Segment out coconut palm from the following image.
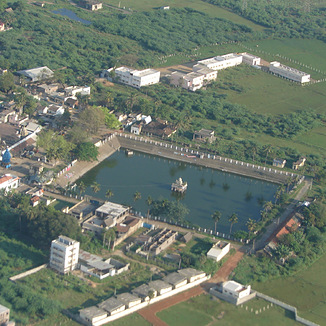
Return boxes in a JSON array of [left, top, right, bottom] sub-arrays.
[[211, 210, 221, 234], [246, 218, 257, 236], [146, 195, 153, 220], [78, 181, 86, 194], [91, 181, 100, 194], [228, 213, 238, 234], [263, 201, 273, 212], [105, 189, 114, 200], [133, 191, 141, 202]]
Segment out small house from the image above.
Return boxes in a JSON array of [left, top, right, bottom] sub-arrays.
[[207, 241, 230, 262], [130, 122, 143, 135], [79, 306, 107, 325], [181, 232, 193, 243], [132, 284, 157, 302], [273, 158, 286, 168], [292, 157, 306, 170], [116, 293, 141, 308], [178, 268, 206, 283], [98, 297, 125, 316], [193, 129, 216, 143], [222, 280, 251, 299], [0, 21, 5, 32], [148, 280, 172, 295], [163, 272, 187, 289], [0, 304, 10, 324]]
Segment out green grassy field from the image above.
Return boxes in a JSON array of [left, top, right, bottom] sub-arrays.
[[104, 0, 265, 31], [157, 294, 300, 325], [214, 65, 326, 115], [244, 39, 326, 73], [254, 253, 326, 325], [107, 313, 151, 326]]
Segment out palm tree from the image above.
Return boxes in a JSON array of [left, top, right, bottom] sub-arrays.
[[91, 182, 100, 194], [260, 210, 268, 221], [146, 195, 153, 221], [78, 181, 86, 195], [133, 191, 141, 202], [263, 201, 273, 212], [228, 213, 238, 234], [246, 218, 257, 236], [105, 189, 114, 200], [211, 210, 221, 234]]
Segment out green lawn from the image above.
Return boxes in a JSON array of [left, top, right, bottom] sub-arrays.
[[157, 294, 300, 325], [104, 0, 265, 31], [254, 253, 326, 325], [106, 313, 151, 326], [51, 199, 75, 211], [214, 65, 326, 115], [244, 39, 326, 74]]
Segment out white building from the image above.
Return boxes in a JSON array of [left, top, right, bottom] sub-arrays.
[[115, 67, 160, 88], [50, 235, 80, 274], [269, 61, 310, 83], [207, 241, 230, 262], [64, 86, 91, 98], [95, 201, 130, 227], [222, 280, 251, 299], [198, 53, 243, 71], [0, 174, 20, 194], [241, 53, 261, 66], [170, 71, 205, 92], [16, 66, 54, 82], [178, 268, 206, 283]]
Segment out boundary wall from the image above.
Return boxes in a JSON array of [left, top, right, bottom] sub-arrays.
[[256, 292, 319, 326], [77, 275, 210, 326], [9, 264, 48, 282]]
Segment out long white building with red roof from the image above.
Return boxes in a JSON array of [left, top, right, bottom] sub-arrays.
[[0, 174, 20, 193]]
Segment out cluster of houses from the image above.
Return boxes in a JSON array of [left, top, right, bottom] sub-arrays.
[[79, 268, 209, 326], [273, 157, 306, 170], [49, 235, 129, 279]]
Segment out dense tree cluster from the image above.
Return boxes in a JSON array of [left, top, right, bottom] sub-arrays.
[[93, 8, 254, 54], [204, 0, 326, 41]]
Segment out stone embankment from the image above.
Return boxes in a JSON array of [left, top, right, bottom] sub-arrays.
[[117, 134, 299, 184]]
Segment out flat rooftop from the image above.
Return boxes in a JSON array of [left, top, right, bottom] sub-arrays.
[[178, 268, 205, 278], [163, 272, 187, 285], [149, 280, 172, 291], [98, 297, 124, 313], [270, 61, 309, 77], [116, 293, 140, 304], [79, 249, 102, 264], [79, 306, 107, 319], [133, 69, 160, 77], [96, 201, 129, 218], [0, 304, 9, 313]]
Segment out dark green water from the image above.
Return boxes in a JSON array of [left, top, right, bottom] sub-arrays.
[[80, 150, 278, 234]]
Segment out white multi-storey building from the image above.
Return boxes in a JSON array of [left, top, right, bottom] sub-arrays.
[[269, 61, 310, 83], [198, 53, 243, 71], [50, 235, 80, 274], [115, 67, 160, 88]]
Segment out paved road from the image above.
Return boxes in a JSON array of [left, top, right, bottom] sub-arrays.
[[255, 179, 312, 250]]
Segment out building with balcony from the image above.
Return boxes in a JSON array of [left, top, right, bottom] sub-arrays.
[[269, 62, 310, 83], [49, 235, 80, 274]]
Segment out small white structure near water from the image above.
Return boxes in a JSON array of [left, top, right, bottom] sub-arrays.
[[207, 241, 230, 262]]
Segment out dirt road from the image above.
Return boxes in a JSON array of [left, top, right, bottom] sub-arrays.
[[138, 249, 245, 325]]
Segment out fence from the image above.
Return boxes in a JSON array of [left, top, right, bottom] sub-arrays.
[[256, 292, 319, 326]]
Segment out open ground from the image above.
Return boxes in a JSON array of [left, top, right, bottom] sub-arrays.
[[254, 252, 326, 325]]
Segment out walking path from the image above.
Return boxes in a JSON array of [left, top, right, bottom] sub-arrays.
[[255, 179, 312, 250], [55, 137, 120, 188], [138, 249, 244, 326]]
